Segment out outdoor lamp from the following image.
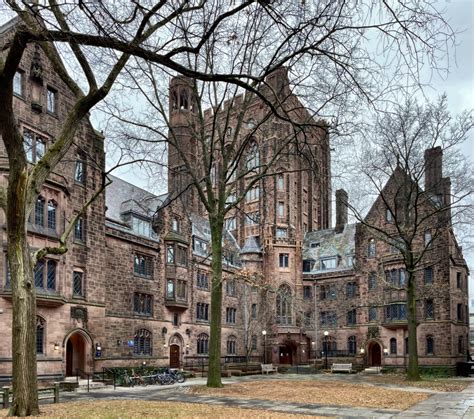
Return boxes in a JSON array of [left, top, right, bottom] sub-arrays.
[[360, 348, 365, 354], [53, 342, 60, 351], [383, 348, 389, 355], [262, 330, 267, 336]]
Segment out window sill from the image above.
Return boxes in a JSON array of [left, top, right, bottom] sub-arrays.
[[72, 295, 86, 301], [133, 274, 153, 280], [46, 111, 58, 119], [196, 319, 209, 324], [74, 181, 86, 188]]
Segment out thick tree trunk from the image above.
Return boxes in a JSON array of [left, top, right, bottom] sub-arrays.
[[7, 167, 39, 416], [207, 219, 224, 388], [406, 268, 420, 381]]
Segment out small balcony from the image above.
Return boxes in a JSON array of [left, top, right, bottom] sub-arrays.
[[382, 318, 408, 329], [164, 296, 188, 309]]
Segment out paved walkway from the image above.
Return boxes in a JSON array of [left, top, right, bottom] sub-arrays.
[[57, 374, 474, 418]]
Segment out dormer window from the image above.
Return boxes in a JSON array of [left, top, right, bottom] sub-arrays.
[[132, 216, 155, 238], [321, 257, 337, 270]]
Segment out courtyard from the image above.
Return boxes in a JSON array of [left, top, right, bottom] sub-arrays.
[[2, 374, 473, 418]]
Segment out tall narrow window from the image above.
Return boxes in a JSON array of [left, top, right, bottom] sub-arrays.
[[347, 309, 357, 326], [167, 245, 175, 264], [424, 230, 432, 248], [456, 272, 462, 289], [75, 158, 85, 184], [246, 140, 259, 171], [425, 299, 434, 320], [348, 336, 356, 355], [34, 260, 44, 288], [134, 254, 153, 278], [133, 293, 153, 316], [368, 306, 377, 322], [426, 335, 434, 355], [46, 260, 56, 290], [47, 200, 57, 230], [251, 335, 257, 351], [46, 87, 57, 114], [277, 201, 285, 217], [277, 174, 284, 191], [390, 337, 397, 355], [276, 284, 292, 325], [251, 303, 257, 319], [74, 217, 85, 241], [36, 317, 45, 354], [13, 71, 23, 96], [35, 197, 45, 226], [368, 272, 377, 290], [368, 239, 376, 257], [73, 271, 84, 297]]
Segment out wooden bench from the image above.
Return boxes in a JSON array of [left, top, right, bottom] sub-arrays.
[[330, 363, 352, 373], [261, 363, 278, 374]]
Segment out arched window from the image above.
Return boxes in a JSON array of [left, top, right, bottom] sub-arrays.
[[276, 284, 292, 325], [348, 336, 356, 355], [197, 333, 209, 354], [47, 200, 57, 230], [134, 329, 152, 355], [46, 260, 56, 290], [35, 197, 45, 226], [36, 316, 46, 354], [390, 338, 397, 355], [246, 140, 259, 171], [368, 238, 376, 257], [227, 335, 237, 355], [426, 335, 434, 355]]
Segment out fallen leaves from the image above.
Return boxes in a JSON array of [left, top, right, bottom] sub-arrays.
[[190, 379, 429, 410], [0, 400, 319, 418]]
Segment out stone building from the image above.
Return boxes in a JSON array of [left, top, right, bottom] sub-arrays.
[[0, 16, 469, 383], [302, 151, 470, 369]]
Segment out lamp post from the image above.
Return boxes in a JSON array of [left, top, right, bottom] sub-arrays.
[[323, 330, 329, 370], [262, 330, 267, 363]]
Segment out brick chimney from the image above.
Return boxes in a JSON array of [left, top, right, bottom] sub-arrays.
[[424, 147, 443, 192], [335, 189, 348, 233]]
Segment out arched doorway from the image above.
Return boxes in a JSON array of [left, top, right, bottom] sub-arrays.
[[369, 342, 382, 366], [169, 334, 183, 368], [66, 332, 88, 376]]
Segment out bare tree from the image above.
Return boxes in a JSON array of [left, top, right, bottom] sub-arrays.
[[0, 0, 459, 404], [347, 96, 473, 380], [97, 1, 459, 388]]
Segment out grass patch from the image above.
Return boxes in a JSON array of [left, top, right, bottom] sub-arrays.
[[189, 379, 429, 410], [1, 400, 318, 418]]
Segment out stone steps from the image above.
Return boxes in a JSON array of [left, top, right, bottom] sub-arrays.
[[361, 366, 382, 374]]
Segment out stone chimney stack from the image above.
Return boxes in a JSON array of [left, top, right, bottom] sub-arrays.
[[424, 146, 443, 192], [335, 189, 348, 233]]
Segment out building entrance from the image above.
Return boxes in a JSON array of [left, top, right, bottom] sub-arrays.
[[169, 344, 180, 368], [66, 332, 87, 376], [279, 345, 293, 365], [369, 342, 382, 366]]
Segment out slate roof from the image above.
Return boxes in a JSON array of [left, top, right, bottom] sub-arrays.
[[303, 223, 356, 273], [105, 174, 167, 223]]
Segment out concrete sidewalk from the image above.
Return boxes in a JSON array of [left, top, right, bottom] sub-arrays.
[[56, 374, 474, 418]]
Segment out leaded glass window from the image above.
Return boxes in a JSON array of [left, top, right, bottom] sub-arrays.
[[197, 333, 209, 354], [36, 317, 45, 354], [73, 271, 83, 297], [134, 329, 152, 355]]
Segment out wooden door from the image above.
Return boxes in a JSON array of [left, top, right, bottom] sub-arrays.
[[370, 343, 381, 366], [279, 345, 292, 365], [66, 339, 73, 376], [170, 344, 180, 368]]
